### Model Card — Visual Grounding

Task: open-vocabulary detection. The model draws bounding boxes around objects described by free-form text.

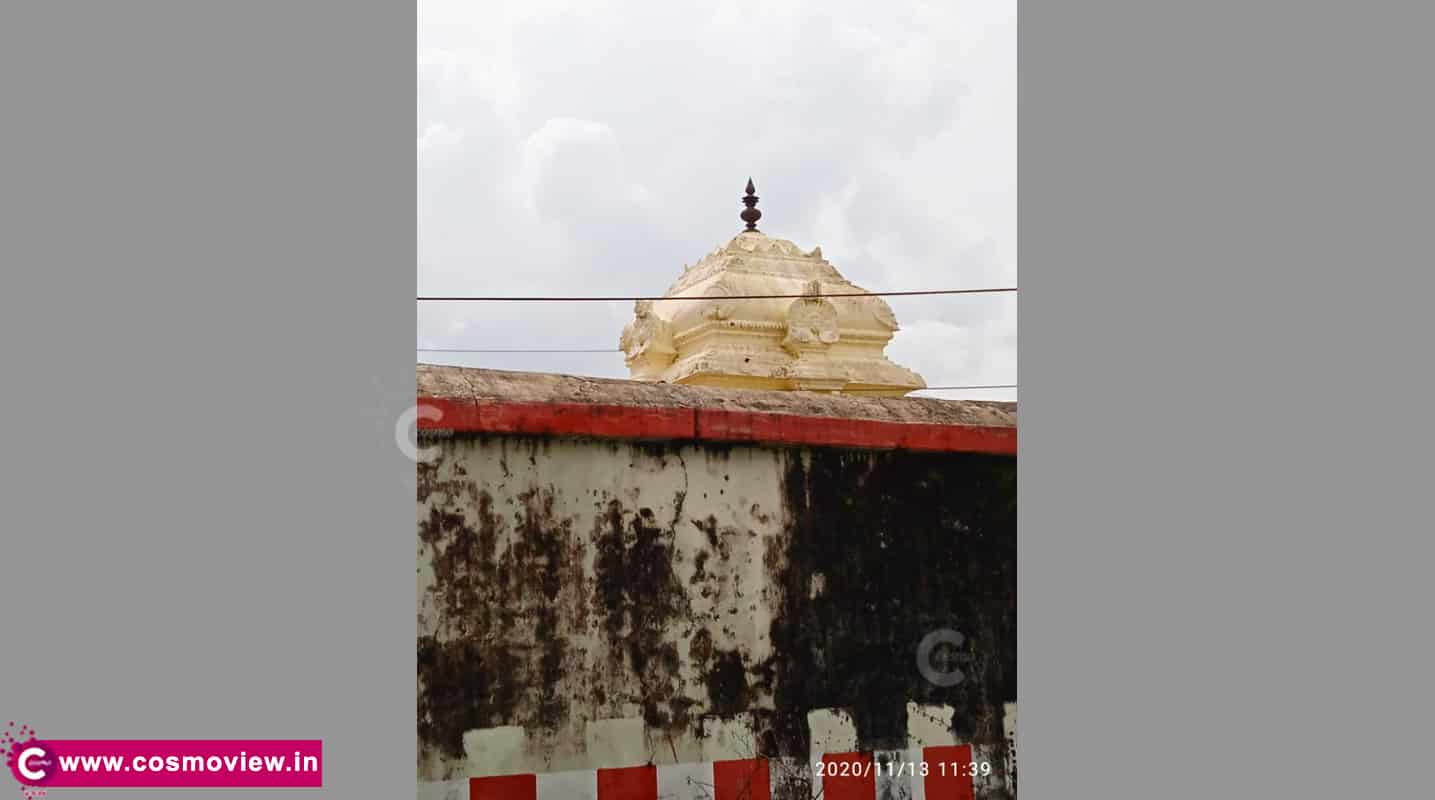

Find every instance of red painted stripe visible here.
[418,398,697,441]
[921,745,975,800]
[470,773,536,800]
[713,758,769,800]
[596,764,657,800]
[416,397,1015,456]
[696,408,1016,454]
[820,752,875,800]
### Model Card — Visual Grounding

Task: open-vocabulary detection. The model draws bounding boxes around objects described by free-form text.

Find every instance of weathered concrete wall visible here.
[417,430,1015,790]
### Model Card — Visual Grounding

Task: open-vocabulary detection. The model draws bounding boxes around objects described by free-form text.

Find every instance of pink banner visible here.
[7,739,322,788]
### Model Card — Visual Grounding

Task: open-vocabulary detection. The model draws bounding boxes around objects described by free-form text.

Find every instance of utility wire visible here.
[418,348,621,353]
[852,384,1017,392]
[416,352,1014,388]
[414,349,1015,392]
[417,287,1016,302]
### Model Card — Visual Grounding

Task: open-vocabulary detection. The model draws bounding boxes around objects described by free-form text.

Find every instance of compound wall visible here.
[417,429,1016,794]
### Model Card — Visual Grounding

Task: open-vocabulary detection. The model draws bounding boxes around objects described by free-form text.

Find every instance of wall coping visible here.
[417,365,1015,456]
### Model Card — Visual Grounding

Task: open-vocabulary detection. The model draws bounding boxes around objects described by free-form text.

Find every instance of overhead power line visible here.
[413,349,1015,391]
[417,287,1016,302]
[849,384,1017,392]
[418,348,621,353]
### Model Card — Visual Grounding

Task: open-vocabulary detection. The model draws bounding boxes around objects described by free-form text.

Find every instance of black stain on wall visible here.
[417,468,590,761]
[761,447,1017,757]
[706,649,751,716]
[593,500,694,729]
[417,436,1015,781]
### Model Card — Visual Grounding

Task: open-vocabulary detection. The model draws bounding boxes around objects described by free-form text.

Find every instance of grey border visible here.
[0,3,414,798]
[1023,1,1433,797]
[4,1,1433,798]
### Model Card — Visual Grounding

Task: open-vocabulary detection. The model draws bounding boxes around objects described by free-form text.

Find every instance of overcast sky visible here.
[418,0,1016,400]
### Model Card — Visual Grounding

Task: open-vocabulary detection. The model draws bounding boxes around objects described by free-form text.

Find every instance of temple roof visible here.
[619,184,926,395]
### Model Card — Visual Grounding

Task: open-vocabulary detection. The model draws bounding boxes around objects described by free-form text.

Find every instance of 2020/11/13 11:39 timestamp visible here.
[813,760,993,778]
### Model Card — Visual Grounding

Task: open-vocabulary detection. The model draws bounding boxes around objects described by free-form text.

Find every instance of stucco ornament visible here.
[870,297,900,332]
[618,299,676,380]
[701,277,738,321]
[618,184,925,395]
[781,280,840,355]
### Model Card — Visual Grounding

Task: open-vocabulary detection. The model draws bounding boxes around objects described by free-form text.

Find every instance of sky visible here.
[418,0,1016,400]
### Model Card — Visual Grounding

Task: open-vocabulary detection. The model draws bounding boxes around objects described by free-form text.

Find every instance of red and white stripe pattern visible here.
[466,745,1003,800]
[469,759,766,800]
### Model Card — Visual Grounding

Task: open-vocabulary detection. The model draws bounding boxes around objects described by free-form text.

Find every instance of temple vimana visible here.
[619,180,926,396]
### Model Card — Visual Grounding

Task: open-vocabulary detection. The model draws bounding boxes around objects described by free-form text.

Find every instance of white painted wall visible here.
[419,436,788,777]
[417,433,1016,796]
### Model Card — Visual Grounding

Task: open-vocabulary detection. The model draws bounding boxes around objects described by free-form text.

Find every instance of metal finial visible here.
[740,178,761,232]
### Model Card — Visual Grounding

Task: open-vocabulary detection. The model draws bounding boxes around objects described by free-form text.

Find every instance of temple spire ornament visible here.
[740,178,761,232]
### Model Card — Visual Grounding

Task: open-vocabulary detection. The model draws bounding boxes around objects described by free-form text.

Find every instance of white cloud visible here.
[418,0,1017,400]
[417,122,464,155]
